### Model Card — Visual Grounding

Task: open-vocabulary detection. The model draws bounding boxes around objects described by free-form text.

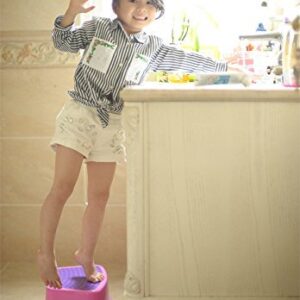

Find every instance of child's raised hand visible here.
[66,0,95,17]
[61,0,95,27]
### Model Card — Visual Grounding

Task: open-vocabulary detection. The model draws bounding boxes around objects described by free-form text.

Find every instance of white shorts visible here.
[50,100,126,164]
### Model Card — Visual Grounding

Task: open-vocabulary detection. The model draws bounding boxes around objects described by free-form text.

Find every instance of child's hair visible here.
[112,0,165,19]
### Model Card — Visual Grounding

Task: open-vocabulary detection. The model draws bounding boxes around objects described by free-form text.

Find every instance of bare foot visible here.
[74,250,104,283]
[37,250,62,289]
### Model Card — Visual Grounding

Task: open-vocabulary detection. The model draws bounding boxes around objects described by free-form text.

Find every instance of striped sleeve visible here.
[52,16,97,53]
[150,43,227,73]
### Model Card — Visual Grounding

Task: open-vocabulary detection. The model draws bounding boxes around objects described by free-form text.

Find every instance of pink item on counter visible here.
[46,265,110,300]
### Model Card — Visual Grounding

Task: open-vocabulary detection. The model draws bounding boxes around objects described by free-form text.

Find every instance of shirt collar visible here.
[111,18,148,44]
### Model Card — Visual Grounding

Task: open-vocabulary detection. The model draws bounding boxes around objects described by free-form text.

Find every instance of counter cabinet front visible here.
[121,84,300,300]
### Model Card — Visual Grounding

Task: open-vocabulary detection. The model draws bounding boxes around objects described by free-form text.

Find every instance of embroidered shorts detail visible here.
[50,100,126,164]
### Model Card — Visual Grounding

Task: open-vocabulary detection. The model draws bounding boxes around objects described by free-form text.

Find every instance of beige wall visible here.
[0,1,126,267]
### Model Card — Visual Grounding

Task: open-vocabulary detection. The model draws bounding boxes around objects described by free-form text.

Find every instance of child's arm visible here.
[52,0,96,53]
[150,43,227,73]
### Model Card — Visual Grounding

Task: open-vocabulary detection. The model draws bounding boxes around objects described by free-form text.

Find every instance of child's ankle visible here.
[38,249,55,258]
[75,249,94,261]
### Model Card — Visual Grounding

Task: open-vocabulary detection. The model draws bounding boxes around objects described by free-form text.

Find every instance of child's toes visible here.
[88,275,98,283]
[98,273,104,281]
[88,273,103,283]
[55,280,62,289]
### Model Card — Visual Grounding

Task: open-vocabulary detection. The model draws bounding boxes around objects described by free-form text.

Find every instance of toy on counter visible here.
[256,22,267,32]
[256,1,272,32]
[156,71,197,83]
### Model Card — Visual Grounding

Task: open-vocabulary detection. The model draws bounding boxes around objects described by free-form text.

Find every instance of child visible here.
[37,0,238,289]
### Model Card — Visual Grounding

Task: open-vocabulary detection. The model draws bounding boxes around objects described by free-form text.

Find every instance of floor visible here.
[1,262,127,300]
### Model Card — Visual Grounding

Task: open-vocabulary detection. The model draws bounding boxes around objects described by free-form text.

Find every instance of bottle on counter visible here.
[282,15,300,87]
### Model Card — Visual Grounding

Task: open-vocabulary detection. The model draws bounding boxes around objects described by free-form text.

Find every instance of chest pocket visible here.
[125,53,150,83]
[82,37,117,74]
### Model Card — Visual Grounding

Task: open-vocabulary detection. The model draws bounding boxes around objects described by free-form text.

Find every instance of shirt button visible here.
[126,42,130,46]
[109,86,114,89]
[119,63,123,67]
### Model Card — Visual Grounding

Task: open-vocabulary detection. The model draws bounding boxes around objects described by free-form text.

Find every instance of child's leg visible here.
[37,145,84,289]
[75,162,116,282]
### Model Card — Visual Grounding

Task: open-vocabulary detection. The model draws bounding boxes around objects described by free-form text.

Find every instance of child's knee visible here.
[50,181,75,201]
[88,189,110,204]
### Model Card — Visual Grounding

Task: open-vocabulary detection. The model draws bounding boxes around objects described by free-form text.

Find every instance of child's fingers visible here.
[81,0,94,9]
[81,0,91,4]
[225,53,241,65]
[227,64,250,75]
[83,5,95,13]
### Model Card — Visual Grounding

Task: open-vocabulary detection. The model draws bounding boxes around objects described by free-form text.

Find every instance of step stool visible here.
[46,265,110,300]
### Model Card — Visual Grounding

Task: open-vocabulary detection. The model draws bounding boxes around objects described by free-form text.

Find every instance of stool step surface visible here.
[58,265,104,290]
[46,265,110,300]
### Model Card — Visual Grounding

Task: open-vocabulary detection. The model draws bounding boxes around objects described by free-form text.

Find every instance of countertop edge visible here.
[121,84,300,102]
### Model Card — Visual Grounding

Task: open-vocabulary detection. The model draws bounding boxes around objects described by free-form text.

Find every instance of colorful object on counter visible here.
[168,73,191,83]
[45,265,110,300]
[256,22,267,32]
[238,33,282,82]
[157,71,197,83]
[246,43,255,51]
[282,15,300,87]
[195,72,251,87]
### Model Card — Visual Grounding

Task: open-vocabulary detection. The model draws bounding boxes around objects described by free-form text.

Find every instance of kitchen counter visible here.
[121,83,300,300]
[121,82,300,101]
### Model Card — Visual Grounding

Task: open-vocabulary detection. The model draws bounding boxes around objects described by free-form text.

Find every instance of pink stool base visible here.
[46,265,110,300]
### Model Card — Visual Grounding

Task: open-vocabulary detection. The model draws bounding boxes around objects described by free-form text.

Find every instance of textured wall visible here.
[0,0,126,268]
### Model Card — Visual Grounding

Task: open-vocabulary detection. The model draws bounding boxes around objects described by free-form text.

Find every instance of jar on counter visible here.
[282,15,300,87]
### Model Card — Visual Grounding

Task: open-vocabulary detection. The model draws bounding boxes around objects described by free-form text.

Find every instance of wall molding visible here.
[0,30,80,68]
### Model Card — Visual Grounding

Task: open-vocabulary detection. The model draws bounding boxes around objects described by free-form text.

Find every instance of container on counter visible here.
[282,15,300,87]
[195,72,251,87]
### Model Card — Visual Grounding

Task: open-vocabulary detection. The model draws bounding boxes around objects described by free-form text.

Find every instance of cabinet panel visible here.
[146,102,300,297]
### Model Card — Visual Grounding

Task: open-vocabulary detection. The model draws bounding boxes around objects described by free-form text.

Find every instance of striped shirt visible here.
[53,16,227,127]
